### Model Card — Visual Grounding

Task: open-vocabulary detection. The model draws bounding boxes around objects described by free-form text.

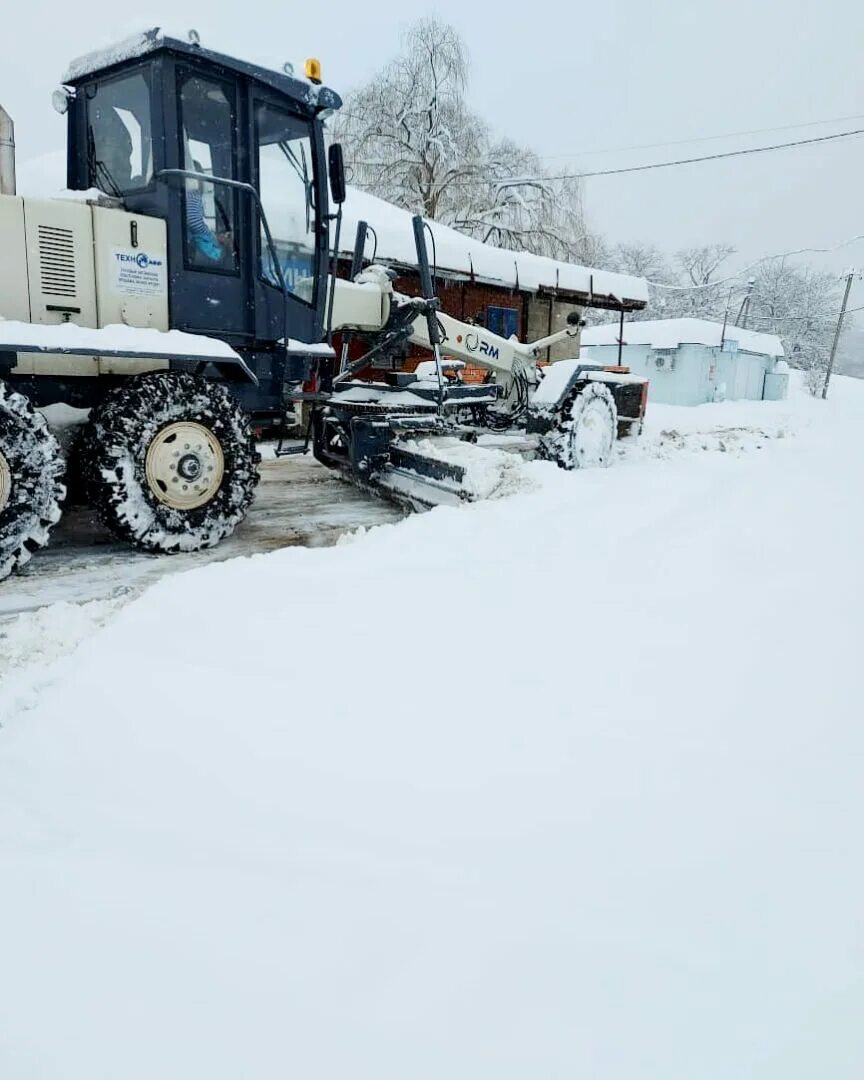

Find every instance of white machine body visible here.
[0,193,169,376]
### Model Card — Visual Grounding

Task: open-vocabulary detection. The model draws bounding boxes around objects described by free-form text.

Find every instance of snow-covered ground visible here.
[1,377,863,1079]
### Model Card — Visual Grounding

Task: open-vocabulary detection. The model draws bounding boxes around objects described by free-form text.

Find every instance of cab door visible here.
[249,91,327,346]
[171,67,253,340]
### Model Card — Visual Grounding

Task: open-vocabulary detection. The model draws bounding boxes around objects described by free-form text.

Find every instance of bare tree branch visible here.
[332,16,599,262]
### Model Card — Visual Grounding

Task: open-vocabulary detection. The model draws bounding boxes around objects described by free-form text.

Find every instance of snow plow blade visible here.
[370,436,528,510]
[312,405,530,510]
[368,439,475,509]
[311,378,531,510]
[381,441,471,508]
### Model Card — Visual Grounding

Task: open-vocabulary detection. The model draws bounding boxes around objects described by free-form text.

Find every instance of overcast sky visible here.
[4,0,863,293]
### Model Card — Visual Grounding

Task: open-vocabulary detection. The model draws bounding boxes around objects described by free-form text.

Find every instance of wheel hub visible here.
[0,451,11,515]
[177,453,203,481]
[145,421,225,511]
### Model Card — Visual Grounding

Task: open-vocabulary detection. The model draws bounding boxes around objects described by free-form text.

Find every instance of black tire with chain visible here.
[540,382,618,470]
[81,372,260,554]
[0,381,66,581]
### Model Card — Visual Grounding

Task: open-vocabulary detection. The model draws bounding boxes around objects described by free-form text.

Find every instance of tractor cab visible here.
[60,28,343,410]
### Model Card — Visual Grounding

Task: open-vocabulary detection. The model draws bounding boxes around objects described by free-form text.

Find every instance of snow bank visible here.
[582,317,784,356]
[1,379,863,1078]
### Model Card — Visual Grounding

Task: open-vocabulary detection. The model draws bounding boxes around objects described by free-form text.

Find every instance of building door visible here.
[486,305,519,339]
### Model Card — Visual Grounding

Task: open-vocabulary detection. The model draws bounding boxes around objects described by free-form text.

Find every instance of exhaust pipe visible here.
[0,104,16,196]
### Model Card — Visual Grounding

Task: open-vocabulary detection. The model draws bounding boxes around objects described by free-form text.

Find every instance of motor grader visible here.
[0,28,647,581]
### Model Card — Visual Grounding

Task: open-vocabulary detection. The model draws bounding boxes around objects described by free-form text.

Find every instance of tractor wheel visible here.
[542,382,618,470]
[0,382,66,581]
[81,372,259,554]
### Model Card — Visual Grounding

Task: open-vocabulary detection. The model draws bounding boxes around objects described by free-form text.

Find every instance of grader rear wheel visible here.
[0,382,66,581]
[81,372,259,554]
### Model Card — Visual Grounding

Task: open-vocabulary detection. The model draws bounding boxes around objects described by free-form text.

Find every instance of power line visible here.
[349,126,864,190]
[338,107,864,162]
[648,236,864,290]
[567,127,864,180]
[537,112,864,160]
[726,303,864,323]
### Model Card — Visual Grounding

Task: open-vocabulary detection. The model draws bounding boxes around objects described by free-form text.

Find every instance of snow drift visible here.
[1,380,863,1079]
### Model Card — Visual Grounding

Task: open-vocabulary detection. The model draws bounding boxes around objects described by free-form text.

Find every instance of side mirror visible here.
[328,143,346,205]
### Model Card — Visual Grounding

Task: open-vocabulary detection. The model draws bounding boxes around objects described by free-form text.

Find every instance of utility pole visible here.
[720,285,735,349]
[735,277,756,329]
[822,269,855,400]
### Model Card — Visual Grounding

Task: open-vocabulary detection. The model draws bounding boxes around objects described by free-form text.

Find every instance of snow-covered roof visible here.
[581,318,784,357]
[339,188,647,311]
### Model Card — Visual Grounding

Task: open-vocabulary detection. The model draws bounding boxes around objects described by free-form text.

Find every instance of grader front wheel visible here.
[543,382,618,471]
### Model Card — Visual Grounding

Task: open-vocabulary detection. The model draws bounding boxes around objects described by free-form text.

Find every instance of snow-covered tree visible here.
[676,244,737,288]
[449,148,592,262]
[608,242,675,284]
[333,18,476,219]
[591,241,848,389]
[747,261,843,394]
[333,17,596,262]
[663,245,738,319]
[591,242,735,323]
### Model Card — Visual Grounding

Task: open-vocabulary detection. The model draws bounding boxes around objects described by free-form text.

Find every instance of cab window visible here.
[178,72,238,273]
[255,103,316,303]
[86,70,153,195]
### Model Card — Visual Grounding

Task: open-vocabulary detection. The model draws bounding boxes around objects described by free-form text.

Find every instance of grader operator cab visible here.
[0,29,347,575]
[5,28,343,414]
[0,29,648,582]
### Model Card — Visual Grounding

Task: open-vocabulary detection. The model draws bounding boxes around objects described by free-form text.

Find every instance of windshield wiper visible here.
[277,140,313,232]
[86,128,123,197]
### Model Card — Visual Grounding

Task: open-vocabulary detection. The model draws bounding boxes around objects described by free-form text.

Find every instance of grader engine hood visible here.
[0,193,256,384]
[0,193,167,372]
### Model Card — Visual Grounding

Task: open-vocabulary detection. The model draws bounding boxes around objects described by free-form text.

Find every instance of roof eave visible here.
[336,253,647,310]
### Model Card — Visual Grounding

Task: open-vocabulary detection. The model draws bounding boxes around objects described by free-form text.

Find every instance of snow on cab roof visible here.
[62,28,340,111]
[581,318,784,357]
[340,187,648,312]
